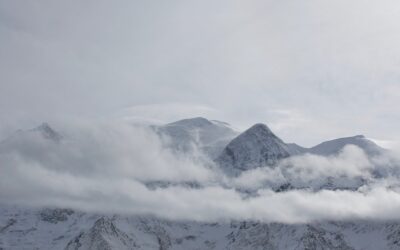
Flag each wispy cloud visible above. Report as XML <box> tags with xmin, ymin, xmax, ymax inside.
<box><xmin>1</xmin><ymin>121</ymin><xmax>400</xmax><ymax>223</ymax></box>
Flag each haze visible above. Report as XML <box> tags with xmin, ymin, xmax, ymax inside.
<box><xmin>1</xmin><ymin>0</ymin><xmax>400</xmax><ymax>147</ymax></box>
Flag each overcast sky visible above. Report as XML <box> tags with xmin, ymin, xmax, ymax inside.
<box><xmin>1</xmin><ymin>0</ymin><xmax>400</xmax><ymax>147</ymax></box>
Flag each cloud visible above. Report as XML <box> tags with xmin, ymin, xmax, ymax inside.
<box><xmin>227</xmin><ymin>145</ymin><xmax>377</xmax><ymax>191</ymax></box>
<box><xmin>282</xmin><ymin>145</ymin><xmax>373</xmax><ymax>181</ymax></box>
<box><xmin>0</xmin><ymin>121</ymin><xmax>215</xmax><ymax>183</ymax></box>
<box><xmin>2</xmin><ymin>0</ymin><xmax>400</xmax><ymax>224</ymax></box>
<box><xmin>1</xmin><ymin>121</ymin><xmax>400</xmax><ymax>223</ymax></box>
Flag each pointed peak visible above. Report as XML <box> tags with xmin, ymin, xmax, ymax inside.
<box><xmin>32</xmin><ymin>122</ymin><xmax>62</xmax><ymax>141</ymax></box>
<box><xmin>33</xmin><ymin>122</ymin><xmax>54</xmax><ymax>133</ymax></box>
<box><xmin>216</xmin><ymin>122</ymin><xmax>289</xmax><ymax>172</ymax></box>
<box><xmin>36</xmin><ymin>122</ymin><xmax>52</xmax><ymax>131</ymax></box>
<box><xmin>246</xmin><ymin>123</ymin><xmax>273</xmax><ymax>134</ymax></box>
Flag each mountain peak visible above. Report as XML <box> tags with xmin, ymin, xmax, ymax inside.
<box><xmin>35</xmin><ymin>122</ymin><xmax>52</xmax><ymax>131</ymax></box>
<box><xmin>167</xmin><ymin>117</ymin><xmax>213</xmax><ymax>127</ymax></box>
<box><xmin>246</xmin><ymin>123</ymin><xmax>273</xmax><ymax>135</ymax></box>
<box><xmin>309</xmin><ymin>134</ymin><xmax>383</xmax><ymax>156</ymax></box>
<box><xmin>216</xmin><ymin>123</ymin><xmax>290</xmax><ymax>173</ymax></box>
<box><xmin>155</xmin><ymin>117</ymin><xmax>238</xmax><ymax>158</ymax></box>
<box><xmin>32</xmin><ymin>122</ymin><xmax>62</xmax><ymax>142</ymax></box>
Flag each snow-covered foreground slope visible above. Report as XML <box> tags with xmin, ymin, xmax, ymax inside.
<box><xmin>1</xmin><ymin>205</ymin><xmax>400</xmax><ymax>250</ymax></box>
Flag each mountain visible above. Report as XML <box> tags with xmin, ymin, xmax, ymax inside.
<box><xmin>216</xmin><ymin>123</ymin><xmax>290</xmax><ymax>173</ymax></box>
<box><xmin>0</xmin><ymin>119</ymin><xmax>395</xmax><ymax>249</ymax></box>
<box><xmin>65</xmin><ymin>217</ymin><xmax>139</xmax><ymax>250</ymax></box>
<box><xmin>0</xmin><ymin>123</ymin><xmax>62</xmax><ymax>155</ymax></box>
<box><xmin>154</xmin><ymin>118</ymin><xmax>383</xmax><ymax>161</ymax></box>
<box><xmin>286</xmin><ymin>135</ymin><xmax>384</xmax><ymax>157</ymax></box>
<box><xmin>214</xmin><ymin>123</ymin><xmax>386</xmax><ymax>191</ymax></box>
<box><xmin>1</xmin><ymin>205</ymin><xmax>400</xmax><ymax>250</ymax></box>
<box><xmin>153</xmin><ymin>117</ymin><xmax>239</xmax><ymax>158</ymax></box>
<box><xmin>308</xmin><ymin>135</ymin><xmax>385</xmax><ymax>156</ymax></box>
<box><xmin>30</xmin><ymin>122</ymin><xmax>63</xmax><ymax>142</ymax></box>
<box><xmin>0</xmin><ymin>122</ymin><xmax>62</xmax><ymax>145</ymax></box>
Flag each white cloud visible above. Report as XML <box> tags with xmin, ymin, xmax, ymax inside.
<box><xmin>2</xmin><ymin>0</ymin><xmax>400</xmax><ymax>222</ymax></box>
<box><xmin>1</xmin><ymin>121</ymin><xmax>400</xmax><ymax>223</ymax></box>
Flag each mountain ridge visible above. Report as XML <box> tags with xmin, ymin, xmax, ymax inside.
<box><xmin>0</xmin><ymin>118</ymin><xmax>397</xmax><ymax>250</ymax></box>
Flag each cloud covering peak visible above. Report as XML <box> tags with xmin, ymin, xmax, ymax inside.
<box><xmin>1</xmin><ymin>120</ymin><xmax>400</xmax><ymax>223</ymax></box>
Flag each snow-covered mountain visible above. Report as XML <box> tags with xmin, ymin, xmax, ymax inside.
<box><xmin>0</xmin><ymin>119</ymin><xmax>397</xmax><ymax>250</ymax></box>
<box><xmin>153</xmin><ymin>117</ymin><xmax>238</xmax><ymax>158</ymax></box>
<box><xmin>308</xmin><ymin>135</ymin><xmax>385</xmax><ymax>156</ymax></box>
<box><xmin>1</xmin><ymin>205</ymin><xmax>400</xmax><ymax>250</ymax></box>
<box><xmin>216</xmin><ymin>123</ymin><xmax>291</xmax><ymax>173</ymax></box>
<box><xmin>214</xmin><ymin>122</ymin><xmax>385</xmax><ymax>175</ymax></box>
<box><xmin>287</xmin><ymin>135</ymin><xmax>384</xmax><ymax>157</ymax></box>
<box><xmin>213</xmin><ymin>123</ymin><xmax>387</xmax><ymax>191</ymax></box>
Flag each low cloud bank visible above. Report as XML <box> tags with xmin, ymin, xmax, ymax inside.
<box><xmin>1</xmin><ymin>121</ymin><xmax>400</xmax><ymax>223</ymax></box>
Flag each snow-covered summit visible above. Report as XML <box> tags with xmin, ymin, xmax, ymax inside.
<box><xmin>154</xmin><ymin>117</ymin><xmax>238</xmax><ymax>158</ymax></box>
<box><xmin>216</xmin><ymin>123</ymin><xmax>290</xmax><ymax>173</ymax></box>
<box><xmin>166</xmin><ymin>117</ymin><xmax>213</xmax><ymax>128</ymax></box>
<box><xmin>309</xmin><ymin>134</ymin><xmax>384</xmax><ymax>156</ymax></box>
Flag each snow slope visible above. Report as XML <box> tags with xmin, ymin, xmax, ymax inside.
<box><xmin>308</xmin><ymin>135</ymin><xmax>385</xmax><ymax>156</ymax></box>
<box><xmin>1</xmin><ymin>205</ymin><xmax>400</xmax><ymax>250</ymax></box>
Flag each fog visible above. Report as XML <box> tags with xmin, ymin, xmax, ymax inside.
<box><xmin>1</xmin><ymin>121</ymin><xmax>400</xmax><ymax>223</ymax></box>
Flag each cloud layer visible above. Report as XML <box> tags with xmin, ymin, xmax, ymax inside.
<box><xmin>1</xmin><ymin>121</ymin><xmax>400</xmax><ymax>223</ymax></box>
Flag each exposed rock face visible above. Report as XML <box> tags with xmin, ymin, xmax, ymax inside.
<box><xmin>2</xmin><ymin>205</ymin><xmax>400</xmax><ymax>249</ymax></box>
<box><xmin>40</xmin><ymin>209</ymin><xmax>74</xmax><ymax>224</ymax></box>
<box><xmin>216</xmin><ymin>123</ymin><xmax>290</xmax><ymax>173</ymax></box>
<box><xmin>295</xmin><ymin>225</ymin><xmax>354</xmax><ymax>250</ymax></box>
<box><xmin>64</xmin><ymin>217</ymin><xmax>138</xmax><ymax>250</ymax></box>
<box><xmin>31</xmin><ymin>123</ymin><xmax>63</xmax><ymax>142</ymax></box>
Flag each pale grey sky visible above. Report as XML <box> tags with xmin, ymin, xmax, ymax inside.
<box><xmin>1</xmin><ymin>0</ymin><xmax>400</xmax><ymax>147</ymax></box>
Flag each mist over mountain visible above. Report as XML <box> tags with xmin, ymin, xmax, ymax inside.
<box><xmin>308</xmin><ymin>135</ymin><xmax>385</xmax><ymax>156</ymax></box>
<box><xmin>153</xmin><ymin>117</ymin><xmax>238</xmax><ymax>159</ymax></box>
<box><xmin>1</xmin><ymin>117</ymin><xmax>400</xmax><ymax>249</ymax></box>
<box><xmin>2</xmin><ymin>0</ymin><xmax>400</xmax><ymax>248</ymax></box>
